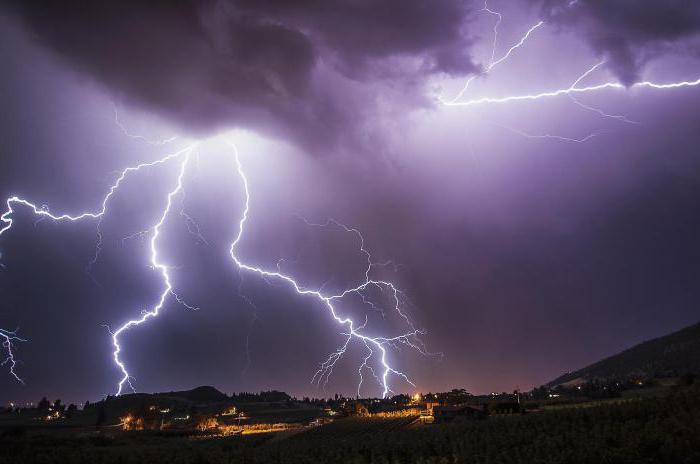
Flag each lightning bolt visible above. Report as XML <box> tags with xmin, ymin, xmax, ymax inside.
<box><xmin>441</xmin><ymin>4</ymin><xmax>699</xmax><ymax>141</ymax></box>
<box><xmin>565</xmin><ymin>61</ymin><xmax>640</xmax><ymax>125</ymax></box>
<box><xmin>0</xmin><ymin>146</ymin><xmax>192</xmax><ymax>236</ymax></box>
<box><xmin>494</xmin><ymin>123</ymin><xmax>605</xmax><ymax>143</ymax></box>
<box><xmin>444</xmin><ymin>75</ymin><xmax>700</xmax><ymax>107</ymax></box>
<box><xmin>0</xmin><ymin>328</ymin><xmax>25</xmax><ymax>384</ymax></box>
<box><xmin>5</xmin><ymin>2</ymin><xmax>694</xmax><ymax>399</ymax></box>
<box><xmin>226</xmin><ymin>142</ymin><xmax>428</xmax><ymax>397</ymax></box>
<box><xmin>0</xmin><ymin>132</ymin><xmax>428</xmax><ymax>397</ymax></box>
<box><xmin>0</xmin><ymin>144</ymin><xmax>195</xmax><ymax>389</ymax></box>
<box><xmin>448</xmin><ymin>6</ymin><xmax>543</xmax><ymax>104</ymax></box>
<box><xmin>113</xmin><ymin>104</ymin><xmax>178</xmax><ymax>146</ymax></box>
<box><xmin>109</xmin><ymin>146</ymin><xmax>195</xmax><ymax>395</ymax></box>
<box><xmin>481</xmin><ymin>0</ymin><xmax>503</xmax><ymax>67</ymax></box>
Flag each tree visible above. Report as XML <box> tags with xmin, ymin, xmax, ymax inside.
<box><xmin>96</xmin><ymin>406</ymin><xmax>106</xmax><ymax>427</ymax></box>
<box><xmin>37</xmin><ymin>397</ymin><xmax>50</xmax><ymax>410</ymax></box>
<box><xmin>531</xmin><ymin>385</ymin><xmax>548</xmax><ymax>400</ymax></box>
<box><xmin>53</xmin><ymin>399</ymin><xmax>65</xmax><ymax>412</ymax></box>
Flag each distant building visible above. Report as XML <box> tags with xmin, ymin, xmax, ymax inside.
<box><xmin>344</xmin><ymin>400</ymin><xmax>369</xmax><ymax>416</ymax></box>
<box><xmin>418</xmin><ymin>401</ymin><xmax>440</xmax><ymax>423</ymax></box>
<box><xmin>432</xmin><ymin>404</ymin><xmax>487</xmax><ymax>423</ymax></box>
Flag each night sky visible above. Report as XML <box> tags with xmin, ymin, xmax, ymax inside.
<box><xmin>1</xmin><ymin>1</ymin><xmax>700</xmax><ymax>406</ymax></box>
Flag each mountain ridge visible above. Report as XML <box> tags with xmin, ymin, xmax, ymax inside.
<box><xmin>548</xmin><ymin>321</ymin><xmax>700</xmax><ymax>386</ymax></box>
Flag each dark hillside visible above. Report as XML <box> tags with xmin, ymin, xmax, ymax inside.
<box><xmin>549</xmin><ymin>321</ymin><xmax>700</xmax><ymax>386</ymax></box>
<box><xmin>156</xmin><ymin>386</ymin><xmax>229</xmax><ymax>403</ymax></box>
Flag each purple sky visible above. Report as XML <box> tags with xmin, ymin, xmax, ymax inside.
<box><xmin>1</xmin><ymin>1</ymin><xmax>700</xmax><ymax>405</ymax></box>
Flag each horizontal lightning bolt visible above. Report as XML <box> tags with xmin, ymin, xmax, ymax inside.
<box><xmin>565</xmin><ymin>61</ymin><xmax>640</xmax><ymax>125</ymax></box>
<box><xmin>444</xmin><ymin>3</ymin><xmax>608</xmax><ymax>143</ymax></box>
<box><xmin>442</xmin><ymin>5</ymin><xmax>698</xmax><ymax>142</ymax></box>
<box><xmin>493</xmin><ymin>122</ymin><xmax>606</xmax><ymax>143</ymax></box>
<box><xmin>1</xmin><ymin>146</ymin><xmax>193</xmax><ymax>236</ymax></box>
<box><xmin>444</xmin><ymin>75</ymin><xmax>700</xmax><ymax>107</ymax></box>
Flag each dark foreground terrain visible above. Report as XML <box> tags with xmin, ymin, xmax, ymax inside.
<box><xmin>2</xmin><ymin>385</ymin><xmax>699</xmax><ymax>464</ymax></box>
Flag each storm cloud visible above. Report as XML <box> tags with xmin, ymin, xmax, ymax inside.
<box><xmin>3</xmin><ymin>0</ymin><xmax>478</xmax><ymax>151</ymax></box>
<box><xmin>538</xmin><ymin>0</ymin><xmax>700</xmax><ymax>85</ymax></box>
<box><xmin>2</xmin><ymin>0</ymin><xmax>700</xmax><ymax>404</ymax></box>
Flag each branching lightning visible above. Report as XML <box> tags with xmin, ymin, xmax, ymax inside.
<box><xmin>0</xmin><ymin>132</ymin><xmax>429</xmax><ymax>397</ymax></box>
<box><xmin>494</xmin><ymin>123</ymin><xmax>605</xmax><ymax>143</ymax></box>
<box><xmin>226</xmin><ymin>142</ymin><xmax>429</xmax><ymax>397</ymax></box>
<box><xmin>0</xmin><ymin>146</ymin><xmax>192</xmax><ymax>237</ymax></box>
<box><xmin>448</xmin><ymin>1</ymin><xmax>543</xmax><ymax>104</ymax></box>
<box><xmin>109</xmin><ymin>147</ymin><xmax>195</xmax><ymax>395</ymax></box>
<box><xmin>0</xmin><ymin>328</ymin><xmax>25</xmax><ymax>384</ymax></box>
<box><xmin>3</xmin><ymin>2</ymin><xmax>699</xmax><ymax>397</ymax></box>
<box><xmin>565</xmin><ymin>61</ymin><xmax>640</xmax><ymax>125</ymax></box>
<box><xmin>440</xmin><ymin>2</ymin><xmax>700</xmax><ymax>142</ymax></box>
<box><xmin>113</xmin><ymin>104</ymin><xmax>178</xmax><ymax>146</ymax></box>
<box><xmin>0</xmin><ymin>144</ymin><xmax>194</xmax><ymax>390</ymax></box>
<box><xmin>442</xmin><ymin>5</ymin><xmax>700</xmax><ymax>108</ymax></box>
<box><xmin>481</xmin><ymin>1</ymin><xmax>502</xmax><ymax>67</ymax></box>
<box><xmin>444</xmin><ymin>75</ymin><xmax>700</xmax><ymax>107</ymax></box>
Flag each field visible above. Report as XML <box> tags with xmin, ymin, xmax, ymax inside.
<box><xmin>1</xmin><ymin>386</ymin><xmax>699</xmax><ymax>464</ymax></box>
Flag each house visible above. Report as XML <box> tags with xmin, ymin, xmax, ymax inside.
<box><xmin>432</xmin><ymin>404</ymin><xmax>487</xmax><ymax>423</ymax></box>
<box><xmin>344</xmin><ymin>400</ymin><xmax>369</xmax><ymax>417</ymax></box>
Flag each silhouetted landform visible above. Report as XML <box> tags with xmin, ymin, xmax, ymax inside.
<box><xmin>102</xmin><ymin>387</ymin><xmax>291</xmax><ymax>406</ymax></box>
<box><xmin>82</xmin><ymin>387</ymin><xmax>301</xmax><ymax>427</ymax></box>
<box><xmin>160</xmin><ymin>386</ymin><xmax>229</xmax><ymax>403</ymax></box>
<box><xmin>2</xmin><ymin>385</ymin><xmax>699</xmax><ymax>463</ymax></box>
<box><xmin>549</xmin><ymin>321</ymin><xmax>700</xmax><ymax>386</ymax></box>
<box><xmin>229</xmin><ymin>391</ymin><xmax>292</xmax><ymax>403</ymax></box>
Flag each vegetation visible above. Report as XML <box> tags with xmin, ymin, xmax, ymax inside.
<box><xmin>1</xmin><ymin>385</ymin><xmax>699</xmax><ymax>463</ymax></box>
<box><xmin>549</xmin><ymin>322</ymin><xmax>700</xmax><ymax>386</ymax></box>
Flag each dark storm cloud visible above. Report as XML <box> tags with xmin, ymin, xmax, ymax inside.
<box><xmin>234</xmin><ymin>0</ymin><xmax>477</xmax><ymax>76</ymax></box>
<box><xmin>3</xmin><ymin>0</ymin><xmax>477</xmax><ymax>151</ymax></box>
<box><xmin>538</xmin><ymin>0</ymin><xmax>700</xmax><ymax>85</ymax></box>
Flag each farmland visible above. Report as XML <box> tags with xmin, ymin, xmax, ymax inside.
<box><xmin>2</xmin><ymin>385</ymin><xmax>699</xmax><ymax>464</ymax></box>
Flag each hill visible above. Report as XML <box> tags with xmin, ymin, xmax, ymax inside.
<box><xmin>156</xmin><ymin>386</ymin><xmax>229</xmax><ymax>403</ymax></box>
<box><xmin>549</xmin><ymin>321</ymin><xmax>700</xmax><ymax>386</ymax></box>
<box><xmin>84</xmin><ymin>386</ymin><xmax>233</xmax><ymax>422</ymax></box>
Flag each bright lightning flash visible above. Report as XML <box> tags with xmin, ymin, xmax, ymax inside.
<box><xmin>0</xmin><ymin>145</ymin><xmax>194</xmax><ymax>387</ymax></box>
<box><xmin>444</xmin><ymin>75</ymin><xmax>700</xmax><ymax>107</ymax></box>
<box><xmin>228</xmin><ymin>156</ymin><xmax>430</xmax><ymax>397</ymax></box>
<box><xmin>0</xmin><ymin>136</ymin><xmax>428</xmax><ymax>398</ymax></box>
<box><xmin>109</xmin><ymin>146</ymin><xmax>195</xmax><ymax>395</ymax></box>
<box><xmin>4</xmin><ymin>3</ymin><xmax>698</xmax><ymax>397</ymax></box>
<box><xmin>442</xmin><ymin>5</ymin><xmax>700</xmax><ymax>110</ymax></box>
<box><xmin>0</xmin><ymin>328</ymin><xmax>25</xmax><ymax>384</ymax></box>
<box><xmin>437</xmin><ymin>2</ymin><xmax>699</xmax><ymax>146</ymax></box>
